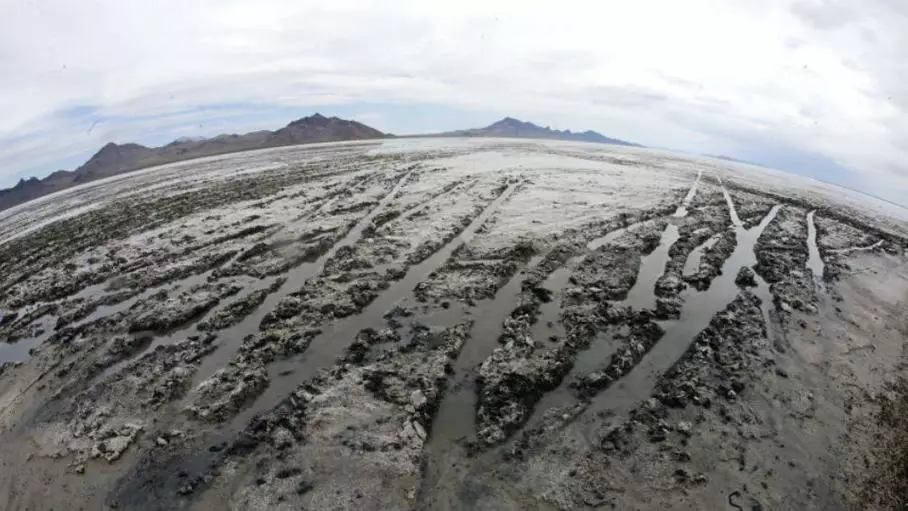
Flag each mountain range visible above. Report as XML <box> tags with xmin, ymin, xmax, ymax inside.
<box><xmin>0</xmin><ymin>114</ymin><xmax>385</xmax><ymax>212</ymax></box>
<box><xmin>0</xmin><ymin>115</ymin><xmax>640</xmax><ymax>212</ymax></box>
<box><xmin>439</xmin><ymin>117</ymin><xmax>641</xmax><ymax>146</ymax></box>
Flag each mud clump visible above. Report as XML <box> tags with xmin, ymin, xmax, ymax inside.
<box><xmin>754</xmin><ymin>206</ymin><xmax>818</xmax><ymax>316</ymax></box>
<box><xmin>654</xmin><ymin>296</ymin><xmax>682</xmax><ymax>320</ymax></box>
<box><xmin>476</xmin><ymin>304</ymin><xmax>573</xmax><ymax>445</ymax></box>
<box><xmin>185</xmin><ymin>362</ymin><xmax>270</xmax><ymax>422</ymax></box>
<box><xmin>685</xmin><ymin>230</ymin><xmax>736</xmax><ymax>291</ymax></box>
<box><xmin>654</xmin><ymin>292</ymin><xmax>766</xmax><ymax>409</ymax></box>
<box><xmin>197</xmin><ymin>277</ymin><xmax>287</xmax><ymax>332</ymax></box>
<box><xmin>416</xmin><ymin>239</ymin><xmax>538</xmax><ymax>305</ymax></box>
<box><xmin>754</xmin><ymin>206</ymin><xmax>809</xmax><ymax>284</ymax></box>
<box><xmin>572</xmin><ymin>315</ymin><xmax>664</xmax><ymax>398</ymax></box>
<box><xmin>735</xmin><ymin>266</ymin><xmax>757</xmax><ymax>288</ymax></box>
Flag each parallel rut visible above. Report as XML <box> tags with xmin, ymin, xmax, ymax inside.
<box><xmin>226</xmin><ymin>182</ymin><xmax>522</xmax><ymax>431</ymax></box>
<box><xmin>190</xmin><ymin>170</ymin><xmax>414</xmax><ymax>386</ymax></box>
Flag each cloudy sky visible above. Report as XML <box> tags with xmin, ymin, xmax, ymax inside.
<box><xmin>2</xmin><ymin>0</ymin><xmax>908</xmax><ymax>203</ymax></box>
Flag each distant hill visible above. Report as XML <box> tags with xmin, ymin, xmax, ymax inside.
<box><xmin>0</xmin><ymin>114</ymin><xmax>385</xmax><ymax>212</ymax></box>
<box><xmin>440</xmin><ymin>117</ymin><xmax>642</xmax><ymax>147</ymax></box>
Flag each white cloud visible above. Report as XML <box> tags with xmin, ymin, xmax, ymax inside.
<box><xmin>2</xmin><ymin>0</ymin><xmax>908</xmax><ymax>202</ymax></box>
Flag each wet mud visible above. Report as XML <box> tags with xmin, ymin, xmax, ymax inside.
<box><xmin>1</xmin><ymin>139</ymin><xmax>907</xmax><ymax>510</ymax></box>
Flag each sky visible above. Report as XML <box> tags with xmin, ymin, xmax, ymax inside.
<box><xmin>2</xmin><ymin>0</ymin><xmax>908</xmax><ymax>204</ymax></box>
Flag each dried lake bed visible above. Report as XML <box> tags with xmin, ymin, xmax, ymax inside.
<box><xmin>1</xmin><ymin>138</ymin><xmax>907</xmax><ymax>510</ymax></box>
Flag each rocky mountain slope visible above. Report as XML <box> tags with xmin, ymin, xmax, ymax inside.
<box><xmin>442</xmin><ymin>116</ymin><xmax>642</xmax><ymax>146</ymax></box>
<box><xmin>0</xmin><ymin>114</ymin><xmax>385</xmax><ymax>212</ymax></box>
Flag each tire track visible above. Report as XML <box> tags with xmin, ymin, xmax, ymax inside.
<box><xmin>189</xmin><ymin>169</ymin><xmax>414</xmax><ymax>387</ymax></box>
<box><xmin>224</xmin><ymin>180</ymin><xmax>523</xmax><ymax>431</ymax></box>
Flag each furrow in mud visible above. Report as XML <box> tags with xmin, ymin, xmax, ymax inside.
<box><xmin>188</xmin><ymin>170</ymin><xmax>414</xmax><ymax>387</ymax></box>
<box><xmin>717</xmin><ymin>175</ymin><xmax>743</xmax><ymax>228</ymax></box>
<box><xmin>529</xmin><ymin>215</ymin><xmax>669</xmax><ymax>344</ymax></box>
<box><xmin>467</xmin><ymin>219</ymin><xmax>670</xmax><ymax>447</ymax></box>
<box><xmin>806</xmin><ymin>210</ymin><xmax>825</xmax><ymax>287</ymax></box>
<box><xmin>754</xmin><ymin>205</ymin><xmax>818</xmax><ymax>321</ymax></box>
<box><xmin>577</xmin><ymin>206</ymin><xmax>778</xmax><ymax>419</ymax></box>
<box><xmin>102</xmin><ymin>181</ymin><xmax>523</xmax><ymax>509</ymax></box>
<box><xmin>419</xmin><ymin>254</ymin><xmax>543</xmax><ymax>505</ymax></box>
<box><xmin>199</xmin><ymin>181</ymin><xmax>522</xmax><ymax>430</ymax></box>
<box><xmin>672</xmin><ymin>169</ymin><xmax>702</xmax><ymax>218</ymax></box>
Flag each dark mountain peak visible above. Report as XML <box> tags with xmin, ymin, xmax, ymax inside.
<box><xmin>489</xmin><ymin>117</ymin><xmax>536</xmax><ymax>130</ymax></box>
<box><xmin>287</xmin><ymin>113</ymin><xmax>332</xmax><ymax>129</ymax></box>
<box><xmin>91</xmin><ymin>142</ymin><xmax>149</xmax><ymax>159</ymax></box>
<box><xmin>272</xmin><ymin>114</ymin><xmax>384</xmax><ymax>146</ymax></box>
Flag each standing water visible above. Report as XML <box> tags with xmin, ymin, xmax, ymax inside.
<box><xmin>582</xmin><ymin>203</ymin><xmax>779</xmax><ymax>425</ymax></box>
<box><xmin>191</xmin><ymin>171</ymin><xmax>413</xmax><ymax>386</ymax></box>
<box><xmin>226</xmin><ymin>182</ymin><xmax>521</xmax><ymax>431</ymax></box>
<box><xmin>806</xmin><ymin>210</ymin><xmax>825</xmax><ymax>286</ymax></box>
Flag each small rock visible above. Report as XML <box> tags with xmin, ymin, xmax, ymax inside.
<box><xmin>156</xmin><ymin>437</ymin><xmax>169</xmax><ymax>447</ymax></box>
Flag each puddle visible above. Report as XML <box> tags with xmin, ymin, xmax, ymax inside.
<box><xmin>225</xmin><ymin>182</ymin><xmax>520</xmax><ymax>431</ymax></box>
<box><xmin>577</xmin><ymin>205</ymin><xmax>780</xmax><ymax>431</ymax></box>
<box><xmin>717</xmin><ymin>176</ymin><xmax>743</xmax><ymax>227</ymax></box>
<box><xmin>587</xmin><ymin>225</ymin><xmax>635</xmax><ymax>251</ymax></box>
<box><xmin>530</xmin><ymin>256</ymin><xmax>582</xmax><ymax>343</ymax></box>
<box><xmin>457</xmin><ymin>254</ymin><xmax>544</xmax><ymax>375</ymax></box>
<box><xmin>806</xmin><ymin>210</ymin><xmax>825</xmax><ymax>285</ymax></box>
<box><xmin>622</xmin><ymin>224</ymin><xmax>679</xmax><ymax>310</ymax></box>
<box><xmin>0</xmin><ymin>316</ymin><xmax>55</xmax><ymax>363</ymax></box>
<box><xmin>69</xmin><ymin>278</ymin><xmax>115</xmax><ymax>302</ymax></box>
<box><xmin>530</xmin><ymin>218</ymin><xmax>662</xmax><ymax>345</ymax></box>
<box><xmin>528</xmin><ymin>328</ymin><xmax>627</xmax><ymax>425</ymax></box>
<box><xmin>420</xmin><ymin>255</ymin><xmax>542</xmax><ymax>505</ymax></box>
<box><xmin>407</xmin><ymin>302</ymin><xmax>473</xmax><ymax>330</ymax></box>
